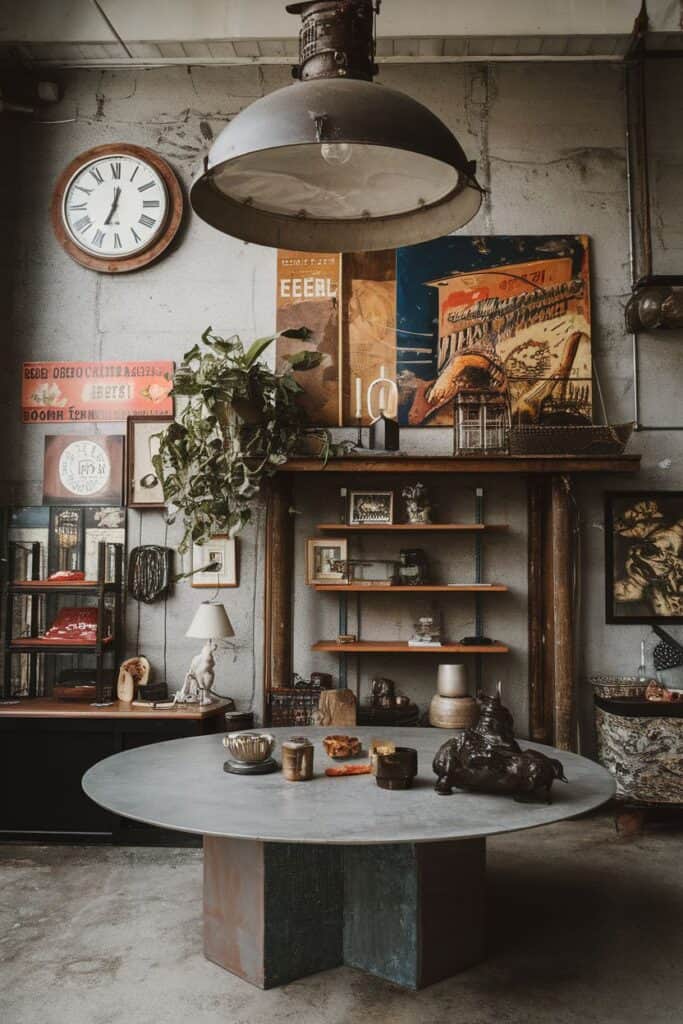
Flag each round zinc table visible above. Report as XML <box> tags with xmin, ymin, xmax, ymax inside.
<box><xmin>83</xmin><ymin>726</ymin><xmax>614</xmax><ymax>990</ymax></box>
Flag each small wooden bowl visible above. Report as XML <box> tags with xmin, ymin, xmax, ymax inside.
<box><xmin>323</xmin><ymin>734</ymin><xmax>362</xmax><ymax>759</ymax></box>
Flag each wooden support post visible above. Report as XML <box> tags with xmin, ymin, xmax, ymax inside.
<box><xmin>263</xmin><ymin>475</ymin><xmax>294</xmax><ymax>712</ymax></box>
<box><xmin>550</xmin><ymin>474</ymin><xmax>575</xmax><ymax>751</ymax></box>
<box><xmin>527</xmin><ymin>476</ymin><xmax>548</xmax><ymax>743</ymax></box>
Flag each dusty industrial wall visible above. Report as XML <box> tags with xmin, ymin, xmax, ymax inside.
<box><xmin>1</xmin><ymin>61</ymin><xmax>681</xmax><ymax>741</ymax></box>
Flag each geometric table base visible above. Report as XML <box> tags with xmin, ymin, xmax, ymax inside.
<box><xmin>204</xmin><ymin>836</ymin><xmax>486</xmax><ymax>990</ymax></box>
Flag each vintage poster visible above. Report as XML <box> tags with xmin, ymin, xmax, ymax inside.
<box><xmin>395</xmin><ymin>235</ymin><xmax>592</xmax><ymax>426</ymax></box>
<box><xmin>343</xmin><ymin>250</ymin><xmax>397</xmax><ymax>425</ymax></box>
<box><xmin>276</xmin><ymin>250</ymin><xmax>341</xmax><ymax>426</ymax></box>
<box><xmin>42</xmin><ymin>435</ymin><xmax>125</xmax><ymax>506</ymax></box>
<box><xmin>22</xmin><ymin>361</ymin><xmax>174</xmax><ymax>423</ymax></box>
<box><xmin>275</xmin><ymin>236</ymin><xmax>592</xmax><ymax>428</ymax></box>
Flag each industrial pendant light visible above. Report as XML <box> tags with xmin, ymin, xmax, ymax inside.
<box><xmin>190</xmin><ymin>0</ymin><xmax>483</xmax><ymax>252</ymax></box>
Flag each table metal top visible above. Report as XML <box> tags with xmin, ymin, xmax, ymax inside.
<box><xmin>82</xmin><ymin>726</ymin><xmax>615</xmax><ymax>845</ymax></box>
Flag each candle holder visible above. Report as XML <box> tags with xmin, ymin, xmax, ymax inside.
<box><xmin>353</xmin><ymin>416</ymin><xmax>364</xmax><ymax>448</ymax></box>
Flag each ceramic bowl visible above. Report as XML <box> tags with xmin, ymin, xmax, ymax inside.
<box><xmin>322</xmin><ymin>734</ymin><xmax>362</xmax><ymax>759</ymax></box>
<box><xmin>223</xmin><ymin>731</ymin><xmax>276</xmax><ymax>764</ymax></box>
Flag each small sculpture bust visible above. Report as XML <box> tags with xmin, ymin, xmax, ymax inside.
<box><xmin>402</xmin><ymin>482</ymin><xmax>432</xmax><ymax>524</ymax></box>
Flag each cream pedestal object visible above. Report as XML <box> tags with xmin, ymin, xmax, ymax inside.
<box><xmin>429</xmin><ymin>694</ymin><xmax>479</xmax><ymax>729</ymax></box>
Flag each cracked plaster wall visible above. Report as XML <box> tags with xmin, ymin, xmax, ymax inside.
<box><xmin>1</xmin><ymin>60</ymin><xmax>681</xmax><ymax>744</ymax></box>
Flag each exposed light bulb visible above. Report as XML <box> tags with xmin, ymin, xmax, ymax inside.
<box><xmin>321</xmin><ymin>142</ymin><xmax>353</xmax><ymax>166</ymax></box>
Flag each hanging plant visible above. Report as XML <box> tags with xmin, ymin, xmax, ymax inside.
<box><xmin>154</xmin><ymin>326</ymin><xmax>347</xmax><ymax>550</ymax></box>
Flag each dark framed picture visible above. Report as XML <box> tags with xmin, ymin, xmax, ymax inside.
<box><xmin>605</xmin><ymin>491</ymin><xmax>683</xmax><ymax>624</ymax></box>
<box><xmin>348</xmin><ymin>490</ymin><xmax>394</xmax><ymax>525</ymax></box>
<box><xmin>127</xmin><ymin>415</ymin><xmax>172</xmax><ymax>509</ymax></box>
<box><xmin>43</xmin><ymin>434</ymin><xmax>124</xmax><ymax>506</ymax></box>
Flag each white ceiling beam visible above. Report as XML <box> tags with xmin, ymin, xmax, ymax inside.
<box><xmin>0</xmin><ymin>0</ymin><xmax>648</xmax><ymax>45</ymax></box>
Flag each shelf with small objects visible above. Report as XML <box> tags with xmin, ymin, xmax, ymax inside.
<box><xmin>303</xmin><ymin>479</ymin><xmax>511</xmax><ymax>724</ymax></box>
<box><xmin>3</xmin><ymin>537</ymin><xmax>124</xmax><ymax>704</ymax></box>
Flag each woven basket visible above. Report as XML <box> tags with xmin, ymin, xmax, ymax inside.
<box><xmin>509</xmin><ymin>421</ymin><xmax>633</xmax><ymax>456</ymax></box>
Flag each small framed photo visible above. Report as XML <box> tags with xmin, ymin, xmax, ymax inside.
<box><xmin>192</xmin><ymin>536</ymin><xmax>238</xmax><ymax>588</ymax></box>
<box><xmin>605</xmin><ymin>491</ymin><xmax>683</xmax><ymax>623</ymax></box>
<box><xmin>348</xmin><ymin>490</ymin><xmax>394</xmax><ymax>525</ymax></box>
<box><xmin>306</xmin><ymin>538</ymin><xmax>348</xmax><ymax>585</ymax></box>
<box><xmin>127</xmin><ymin>415</ymin><xmax>173</xmax><ymax>509</ymax></box>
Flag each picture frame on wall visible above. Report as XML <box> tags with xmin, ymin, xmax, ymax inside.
<box><xmin>605</xmin><ymin>491</ymin><xmax>683</xmax><ymax>624</ymax></box>
<box><xmin>306</xmin><ymin>537</ymin><xmax>348</xmax><ymax>585</ymax></box>
<box><xmin>43</xmin><ymin>434</ymin><xmax>124</xmax><ymax>506</ymax></box>
<box><xmin>191</xmin><ymin>536</ymin><xmax>238</xmax><ymax>588</ymax></box>
<box><xmin>348</xmin><ymin>490</ymin><xmax>394</xmax><ymax>526</ymax></box>
<box><xmin>126</xmin><ymin>415</ymin><xmax>173</xmax><ymax>509</ymax></box>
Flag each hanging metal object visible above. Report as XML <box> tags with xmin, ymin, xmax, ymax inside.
<box><xmin>128</xmin><ymin>545</ymin><xmax>173</xmax><ymax>604</ymax></box>
<box><xmin>190</xmin><ymin>0</ymin><xmax>483</xmax><ymax>252</ymax></box>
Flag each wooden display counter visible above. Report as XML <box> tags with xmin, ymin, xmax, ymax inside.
<box><xmin>0</xmin><ymin>699</ymin><xmax>230</xmax><ymax>845</ymax></box>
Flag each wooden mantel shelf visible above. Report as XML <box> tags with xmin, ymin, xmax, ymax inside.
<box><xmin>316</xmin><ymin>523</ymin><xmax>509</xmax><ymax>533</ymax></box>
<box><xmin>313</xmin><ymin>584</ymin><xmax>508</xmax><ymax>593</ymax></box>
<box><xmin>283</xmin><ymin>455</ymin><xmax>640</xmax><ymax>474</ymax></box>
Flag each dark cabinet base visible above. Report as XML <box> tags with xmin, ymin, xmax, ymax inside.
<box><xmin>0</xmin><ymin>710</ymin><xmax>224</xmax><ymax>846</ymax></box>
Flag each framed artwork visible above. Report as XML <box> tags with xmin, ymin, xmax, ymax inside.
<box><xmin>348</xmin><ymin>490</ymin><xmax>394</xmax><ymax>525</ymax></box>
<box><xmin>276</xmin><ymin>236</ymin><xmax>592</xmax><ymax>428</ymax></box>
<box><xmin>605</xmin><ymin>492</ymin><xmax>683</xmax><ymax>624</ymax></box>
<box><xmin>84</xmin><ymin>507</ymin><xmax>126</xmax><ymax>581</ymax></box>
<box><xmin>48</xmin><ymin>507</ymin><xmax>85</xmax><ymax>574</ymax></box>
<box><xmin>127</xmin><ymin>415</ymin><xmax>172</xmax><ymax>508</ymax></box>
<box><xmin>43</xmin><ymin>434</ymin><xmax>124</xmax><ymax>505</ymax></box>
<box><xmin>306</xmin><ymin>538</ymin><xmax>348</xmax><ymax>585</ymax></box>
<box><xmin>191</xmin><ymin>536</ymin><xmax>238</xmax><ymax>588</ymax></box>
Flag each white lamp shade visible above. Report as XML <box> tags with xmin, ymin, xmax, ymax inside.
<box><xmin>186</xmin><ymin>602</ymin><xmax>235</xmax><ymax>640</ymax></box>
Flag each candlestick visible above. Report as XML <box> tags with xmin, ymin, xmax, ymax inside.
<box><xmin>354</xmin><ymin>376</ymin><xmax>362</xmax><ymax>420</ymax></box>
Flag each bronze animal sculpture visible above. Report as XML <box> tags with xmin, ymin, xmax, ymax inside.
<box><xmin>432</xmin><ymin>687</ymin><xmax>567</xmax><ymax>803</ymax></box>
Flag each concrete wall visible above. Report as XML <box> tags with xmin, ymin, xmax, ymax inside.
<box><xmin>2</xmin><ymin>60</ymin><xmax>681</xmax><ymax>741</ymax></box>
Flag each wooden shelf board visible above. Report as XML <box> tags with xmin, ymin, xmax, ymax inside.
<box><xmin>313</xmin><ymin>584</ymin><xmax>508</xmax><ymax>592</ymax></box>
<box><xmin>315</xmin><ymin>523</ymin><xmax>509</xmax><ymax>532</ymax></box>
<box><xmin>311</xmin><ymin>640</ymin><xmax>509</xmax><ymax>654</ymax></box>
<box><xmin>9</xmin><ymin>637</ymin><xmax>113</xmax><ymax>653</ymax></box>
<box><xmin>0</xmin><ymin>698</ymin><xmax>231</xmax><ymax>720</ymax></box>
<box><xmin>283</xmin><ymin>455</ymin><xmax>640</xmax><ymax>475</ymax></box>
<box><xmin>9</xmin><ymin>581</ymin><xmax>117</xmax><ymax>593</ymax></box>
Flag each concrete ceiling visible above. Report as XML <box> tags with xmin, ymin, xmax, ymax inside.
<box><xmin>0</xmin><ymin>0</ymin><xmax>680</xmax><ymax>68</ymax></box>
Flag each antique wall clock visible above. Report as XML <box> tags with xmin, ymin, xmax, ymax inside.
<box><xmin>51</xmin><ymin>143</ymin><xmax>184</xmax><ymax>273</ymax></box>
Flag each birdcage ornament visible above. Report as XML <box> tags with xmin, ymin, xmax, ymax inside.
<box><xmin>452</xmin><ymin>389</ymin><xmax>510</xmax><ymax>456</ymax></box>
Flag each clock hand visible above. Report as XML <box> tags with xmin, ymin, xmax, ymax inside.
<box><xmin>104</xmin><ymin>186</ymin><xmax>121</xmax><ymax>226</ymax></box>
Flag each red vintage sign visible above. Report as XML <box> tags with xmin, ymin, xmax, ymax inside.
<box><xmin>22</xmin><ymin>361</ymin><xmax>174</xmax><ymax>423</ymax></box>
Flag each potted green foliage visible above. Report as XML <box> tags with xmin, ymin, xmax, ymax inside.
<box><xmin>155</xmin><ymin>326</ymin><xmax>344</xmax><ymax>550</ymax></box>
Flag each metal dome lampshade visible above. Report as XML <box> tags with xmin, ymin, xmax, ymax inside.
<box><xmin>190</xmin><ymin>1</ymin><xmax>483</xmax><ymax>252</ymax></box>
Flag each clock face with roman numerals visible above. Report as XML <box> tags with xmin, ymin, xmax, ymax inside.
<box><xmin>62</xmin><ymin>153</ymin><xmax>168</xmax><ymax>257</ymax></box>
<box><xmin>52</xmin><ymin>144</ymin><xmax>183</xmax><ymax>273</ymax></box>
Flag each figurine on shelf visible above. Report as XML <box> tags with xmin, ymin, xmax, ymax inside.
<box><xmin>402</xmin><ymin>482</ymin><xmax>432</xmax><ymax>524</ymax></box>
<box><xmin>408</xmin><ymin>615</ymin><xmax>442</xmax><ymax>647</ymax></box>
<box><xmin>371</xmin><ymin>677</ymin><xmax>395</xmax><ymax>709</ymax></box>
<box><xmin>393</xmin><ymin>549</ymin><xmax>429</xmax><ymax>586</ymax></box>
<box><xmin>432</xmin><ymin>684</ymin><xmax>567</xmax><ymax>803</ymax></box>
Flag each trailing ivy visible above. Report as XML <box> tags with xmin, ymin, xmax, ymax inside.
<box><xmin>153</xmin><ymin>327</ymin><xmax>349</xmax><ymax>550</ymax></box>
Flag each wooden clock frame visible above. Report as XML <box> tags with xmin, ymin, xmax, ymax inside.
<box><xmin>50</xmin><ymin>142</ymin><xmax>184</xmax><ymax>273</ymax></box>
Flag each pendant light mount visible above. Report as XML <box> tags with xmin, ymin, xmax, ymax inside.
<box><xmin>288</xmin><ymin>0</ymin><xmax>378</xmax><ymax>82</ymax></box>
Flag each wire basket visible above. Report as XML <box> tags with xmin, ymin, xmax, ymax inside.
<box><xmin>509</xmin><ymin>421</ymin><xmax>633</xmax><ymax>456</ymax></box>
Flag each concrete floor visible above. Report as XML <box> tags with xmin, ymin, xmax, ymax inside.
<box><xmin>0</xmin><ymin>810</ymin><xmax>681</xmax><ymax>1024</ymax></box>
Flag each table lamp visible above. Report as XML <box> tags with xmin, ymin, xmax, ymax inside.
<box><xmin>177</xmin><ymin>602</ymin><xmax>234</xmax><ymax>706</ymax></box>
